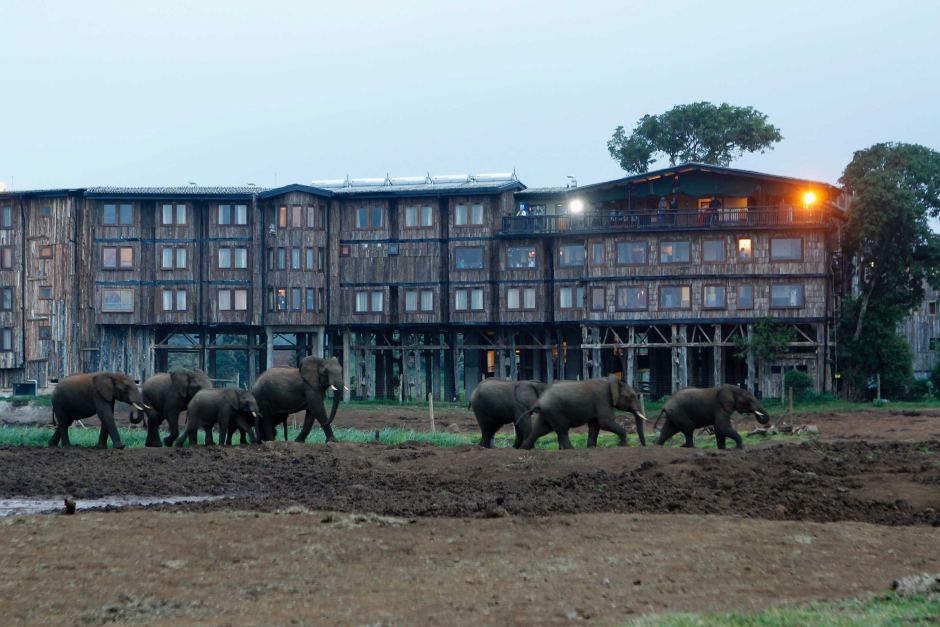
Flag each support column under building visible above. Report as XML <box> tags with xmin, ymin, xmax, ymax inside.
<box><xmin>712</xmin><ymin>324</ymin><xmax>723</xmax><ymax>387</ymax></box>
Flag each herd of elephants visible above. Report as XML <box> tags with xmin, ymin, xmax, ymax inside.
<box><xmin>46</xmin><ymin>355</ymin><xmax>771</xmax><ymax>451</ymax></box>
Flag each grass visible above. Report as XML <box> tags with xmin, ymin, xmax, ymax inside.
<box><xmin>0</xmin><ymin>423</ymin><xmax>805</xmax><ymax>450</ymax></box>
<box><xmin>632</xmin><ymin>594</ymin><xmax>940</xmax><ymax>626</ymax></box>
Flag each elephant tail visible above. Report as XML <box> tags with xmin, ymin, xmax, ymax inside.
<box><xmin>515</xmin><ymin>402</ymin><xmax>540</xmax><ymax>423</ymax></box>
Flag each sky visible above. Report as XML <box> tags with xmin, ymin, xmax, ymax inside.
<box><xmin>1</xmin><ymin>0</ymin><xmax>938</xmax><ymax>191</ymax></box>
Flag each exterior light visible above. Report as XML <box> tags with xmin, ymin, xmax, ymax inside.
<box><xmin>802</xmin><ymin>191</ymin><xmax>817</xmax><ymax>206</ymax></box>
<box><xmin>569</xmin><ymin>199</ymin><xmax>585</xmax><ymax>214</ymax></box>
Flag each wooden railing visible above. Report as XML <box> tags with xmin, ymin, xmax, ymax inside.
<box><xmin>500</xmin><ymin>207</ymin><xmax>826</xmax><ymax>236</ymax></box>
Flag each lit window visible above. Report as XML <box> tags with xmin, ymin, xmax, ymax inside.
<box><xmin>507</xmin><ymin>247</ymin><xmax>537</xmax><ymax>269</ymax></box>
<box><xmin>660</xmin><ymin>286</ymin><xmax>691</xmax><ymax>309</ymax></box>
<box><xmin>704</xmin><ymin>285</ymin><xmax>726</xmax><ymax>308</ymax></box>
<box><xmin>660</xmin><ymin>241</ymin><xmax>690</xmax><ymax>263</ymax></box>
<box><xmin>278</xmin><ymin>206</ymin><xmax>288</xmax><ymax>228</ymax></box>
<box><xmin>738</xmin><ymin>238</ymin><xmax>753</xmax><ymax>262</ymax></box>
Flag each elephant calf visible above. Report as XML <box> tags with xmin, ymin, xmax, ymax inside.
<box><xmin>470</xmin><ymin>378</ymin><xmax>547</xmax><ymax>448</ymax></box>
<box><xmin>141</xmin><ymin>368</ymin><xmax>212</xmax><ymax>447</ymax></box>
<box><xmin>521</xmin><ymin>376</ymin><xmax>647</xmax><ymax>450</ymax></box>
<box><xmin>657</xmin><ymin>384</ymin><xmax>769</xmax><ymax>449</ymax></box>
<box><xmin>174</xmin><ymin>388</ymin><xmax>261</xmax><ymax>447</ymax></box>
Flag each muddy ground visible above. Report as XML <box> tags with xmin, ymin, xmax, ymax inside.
<box><xmin>1</xmin><ymin>409</ymin><xmax>939</xmax><ymax>624</ymax></box>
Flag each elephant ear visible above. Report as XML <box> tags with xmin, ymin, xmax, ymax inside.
<box><xmin>299</xmin><ymin>358</ymin><xmax>324</xmax><ymax>391</ymax></box>
<box><xmin>718</xmin><ymin>386</ymin><xmax>737</xmax><ymax>412</ymax></box>
<box><xmin>92</xmin><ymin>373</ymin><xmax>115</xmax><ymax>404</ymax></box>
<box><xmin>607</xmin><ymin>375</ymin><xmax>620</xmax><ymax>406</ymax></box>
<box><xmin>170</xmin><ymin>370</ymin><xmax>190</xmax><ymax>398</ymax></box>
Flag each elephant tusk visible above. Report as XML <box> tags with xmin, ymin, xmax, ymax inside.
<box><xmin>133</xmin><ymin>403</ymin><xmax>145</xmax><ymax>411</ymax></box>
<box><xmin>636</xmin><ymin>412</ymin><xmax>648</xmax><ymax>422</ymax></box>
<box><xmin>330</xmin><ymin>384</ymin><xmax>338</xmax><ymax>391</ymax></box>
<box><xmin>252</xmin><ymin>411</ymin><xmax>261</xmax><ymax>419</ymax></box>
<box><xmin>755</xmin><ymin>411</ymin><xmax>765</xmax><ymax>417</ymax></box>
<box><xmin>343</xmin><ymin>386</ymin><xmax>350</xmax><ymax>391</ymax></box>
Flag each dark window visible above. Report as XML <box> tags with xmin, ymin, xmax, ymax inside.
<box><xmin>559</xmin><ymin>286</ymin><xmax>585</xmax><ymax>309</ymax></box>
<box><xmin>0</xmin><ymin>287</ymin><xmax>12</xmax><ymax>310</ymax></box>
<box><xmin>703</xmin><ymin>285</ymin><xmax>726</xmax><ymax>308</ymax></box>
<box><xmin>929</xmin><ymin>301</ymin><xmax>938</xmax><ymax>316</ymax></box>
<box><xmin>0</xmin><ymin>246</ymin><xmax>11</xmax><ymax>268</ymax></box>
<box><xmin>591</xmin><ymin>242</ymin><xmax>605</xmax><ymax>265</ymax></box>
<box><xmin>318</xmin><ymin>247</ymin><xmax>325</xmax><ymax>270</ymax></box>
<box><xmin>101</xmin><ymin>288</ymin><xmax>134</xmax><ymax>312</ymax></box>
<box><xmin>0</xmin><ymin>206</ymin><xmax>11</xmax><ymax>229</ymax></box>
<box><xmin>102</xmin><ymin>246</ymin><xmax>133</xmax><ymax>269</ymax></box>
<box><xmin>291</xmin><ymin>205</ymin><xmax>302</xmax><ymax>227</ymax></box>
<box><xmin>660</xmin><ymin>286</ymin><xmax>691</xmax><ymax>309</ymax></box>
<box><xmin>455</xmin><ymin>247</ymin><xmax>484</xmax><ymax>270</ymax></box>
<box><xmin>40</xmin><ymin>206</ymin><xmax>51</xmax><ymax>216</ymax></box>
<box><xmin>39</xmin><ymin>325</ymin><xmax>51</xmax><ymax>340</ymax></box>
<box><xmin>0</xmin><ymin>328</ymin><xmax>11</xmax><ymax>351</ymax></box>
<box><xmin>102</xmin><ymin>203</ymin><xmax>132</xmax><ymax>225</ymax></box>
<box><xmin>559</xmin><ymin>244</ymin><xmax>585</xmax><ymax>267</ymax></box>
<box><xmin>930</xmin><ymin>337</ymin><xmax>938</xmax><ymax>351</ymax></box>
<box><xmin>771</xmin><ymin>237</ymin><xmax>803</xmax><ymax>261</ymax></box>
<box><xmin>454</xmin><ymin>288</ymin><xmax>484</xmax><ymax>311</ymax></box>
<box><xmin>507</xmin><ymin>246</ymin><xmax>536</xmax><ymax>269</ymax></box>
<box><xmin>291</xmin><ymin>248</ymin><xmax>301</xmax><ymax>270</ymax></box>
<box><xmin>616</xmin><ymin>242</ymin><xmax>646</xmax><ymax>265</ymax></box>
<box><xmin>771</xmin><ymin>284</ymin><xmax>804</xmax><ymax>308</ymax></box>
<box><xmin>39</xmin><ymin>286</ymin><xmax>52</xmax><ymax>300</ymax></box>
<box><xmin>218</xmin><ymin>204</ymin><xmax>248</xmax><ymax>226</ymax></box>
<box><xmin>737</xmin><ymin>285</ymin><xmax>754</xmax><ymax>309</ymax></box>
<box><xmin>306</xmin><ymin>248</ymin><xmax>314</xmax><ymax>271</ymax></box>
<box><xmin>39</xmin><ymin>246</ymin><xmax>53</xmax><ymax>259</ymax></box>
<box><xmin>161</xmin><ymin>289</ymin><xmax>187</xmax><ymax>311</ymax></box>
<box><xmin>218</xmin><ymin>288</ymin><xmax>249</xmax><ymax>311</ymax></box>
<box><xmin>356</xmin><ymin>207</ymin><xmax>383</xmax><ymax>229</ymax></box>
<box><xmin>405</xmin><ymin>290</ymin><xmax>418</xmax><ymax>312</ymax></box>
<box><xmin>277</xmin><ymin>248</ymin><xmax>286</xmax><ymax>270</ymax></box>
<box><xmin>306</xmin><ymin>288</ymin><xmax>315</xmax><ymax>311</ymax></box>
<box><xmin>616</xmin><ymin>286</ymin><xmax>647</xmax><ymax>310</ymax></box>
<box><xmin>420</xmin><ymin>289</ymin><xmax>434</xmax><ymax>311</ymax></box>
<box><xmin>702</xmin><ymin>240</ymin><xmax>725</xmax><ymax>262</ymax></box>
<box><xmin>291</xmin><ymin>287</ymin><xmax>302</xmax><ymax>311</ymax></box>
<box><xmin>590</xmin><ymin>287</ymin><xmax>605</xmax><ymax>311</ymax></box>
<box><xmin>660</xmin><ymin>241</ymin><xmax>690</xmax><ymax>263</ymax></box>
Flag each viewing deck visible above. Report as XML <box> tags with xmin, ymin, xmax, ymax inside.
<box><xmin>499</xmin><ymin>207</ymin><xmax>829</xmax><ymax>237</ymax></box>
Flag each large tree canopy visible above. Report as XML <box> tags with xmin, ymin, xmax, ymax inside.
<box><xmin>607</xmin><ymin>102</ymin><xmax>783</xmax><ymax>174</ymax></box>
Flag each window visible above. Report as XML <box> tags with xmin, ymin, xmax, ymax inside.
<box><xmin>0</xmin><ymin>287</ymin><xmax>12</xmax><ymax>310</ymax></box>
<box><xmin>591</xmin><ymin>287</ymin><xmax>605</xmax><ymax>311</ymax></box>
<box><xmin>354</xmin><ymin>290</ymin><xmax>383</xmax><ymax>313</ymax></box>
<box><xmin>559</xmin><ymin>244</ymin><xmax>586</xmax><ymax>267</ymax></box>
<box><xmin>277</xmin><ymin>248</ymin><xmax>287</xmax><ymax>271</ymax></box>
<box><xmin>617</xmin><ymin>242</ymin><xmax>646</xmax><ymax>265</ymax></box>
<box><xmin>507</xmin><ymin>246</ymin><xmax>537</xmax><ymax>269</ymax></box>
<box><xmin>217</xmin><ymin>247</ymin><xmax>247</xmax><ymax>269</ymax></box>
<box><xmin>737</xmin><ymin>285</ymin><xmax>754</xmax><ymax>309</ymax></box>
<box><xmin>101</xmin><ymin>289</ymin><xmax>134</xmax><ymax>312</ymax></box>
<box><xmin>405</xmin><ymin>290</ymin><xmax>418</xmax><ymax>312</ymax></box>
<box><xmin>291</xmin><ymin>247</ymin><xmax>301</xmax><ymax>270</ymax></box>
<box><xmin>455</xmin><ymin>203</ymin><xmax>468</xmax><ymax>225</ymax></box>
<box><xmin>507</xmin><ymin>288</ymin><xmax>520</xmax><ymax>310</ymax></box>
<box><xmin>278</xmin><ymin>206</ymin><xmax>288</xmax><ymax>228</ymax></box>
<box><xmin>318</xmin><ymin>247</ymin><xmax>325</xmax><ymax>271</ymax></box>
<box><xmin>591</xmin><ymin>242</ymin><xmax>605</xmax><ymax>265</ymax></box>
<box><xmin>404</xmin><ymin>206</ymin><xmax>433</xmax><ymax>228</ymax></box>
<box><xmin>703</xmin><ymin>240</ymin><xmax>725</xmax><ymax>262</ymax></box>
<box><xmin>660</xmin><ymin>286</ymin><xmax>691</xmax><ymax>309</ymax></box>
<box><xmin>306</xmin><ymin>288</ymin><xmax>315</xmax><ymax>311</ymax></box>
<box><xmin>291</xmin><ymin>205</ymin><xmax>303</xmax><ymax>228</ymax></box>
<box><xmin>507</xmin><ymin>288</ymin><xmax>536</xmax><ymax>310</ymax></box>
<box><xmin>340</xmin><ymin>245</ymin><xmax>350</xmax><ymax>257</ymax></box>
<box><xmin>305</xmin><ymin>206</ymin><xmax>316</xmax><ymax>228</ymax></box>
<box><xmin>616</xmin><ymin>286</ymin><xmax>648</xmax><ymax>311</ymax></box>
<box><xmin>420</xmin><ymin>289</ymin><xmax>433</xmax><ymax>311</ymax></box>
<box><xmin>39</xmin><ymin>286</ymin><xmax>52</xmax><ymax>300</ymax></box>
<box><xmin>218</xmin><ymin>204</ymin><xmax>248</xmax><ymax>225</ymax></box>
<box><xmin>0</xmin><ymin>206</ymin><xmax>11</xmax><ymax>229</ymax></box>
<box><xmin>162</xmin><ymin>289</ymin><xmax>187</xmax><ymax>311</ymax></box>
<box><xmin>39</xmin><ymin>246</ymin><xmax>53</xmax><ymax>259</ymax></box>
<box><xmin>0</xmin><ymin>328</ymin><xmax>11</xmax><ymax>351</ymax></box>
<box><xmin>39</xmin><ymin>325</ymin><xmax>51</xmax><ymax>340</ymax></box>
<box><xmin>455</xmin><ymin>288</ymin><xmax>484</xmax><ymax>311</ymax></box>
<box><xmin>660</xmin><ymin>241</ymin><xmax>690</xmax><ymax>263</ymax></box>
<box><xmin>161</xmin><ymin>247</ymin><xmax>187</xmax><ymax>269</ymax></box>
<box><xmin>102</xmin><ymin>203</ymin><xmax>133</xmax><ymax>226</ymax></box>
<box><xmin>455</xmin><ymin>203</ymin><xmax>483</xmax><ymax>226</ymax></box>
<box><xmin>218</xmin><ymin>288</ymin><xmax>249</xmax><ymax>311</ymax></box>
<box><xmin>371</xmin><ymin>290</ymin><xmax>383</xmax><ymax>312</ymax></box>
<box><xmin>291</xmin><ymin>287</ymin><xmax>302</xmax><ymax>311</ymax></box>
<box><xmin>771</xmin><ymin>284</ymin><xmax>804</xmax><ymax>308</ymax></box>
<box><xmin>559</xmin><ymin>286</ymin><xmax>585</xmax><ymax>309</ymax></box>
<box><xmin>737</xmin><ymin>238</ymin><xmax>753</xmax><ymax>262</ymax></box>
<box><xmin>929</xmin><ymin>301</ymin><xmax>938</xmax><ymax>316</ymax></box>
<box><xmin>703</xmin><ymin>285</ymin><xmax>726</xmax><ymax>308</ymax></box>
<box><xmin>102</xmin><ymin>246</ymin><xmax>134</xmax><ymax>269</ymax></box>
<box><xmin>275</xmin><ymin>288</ymin><xmax>288</xmax><ymax>312</ymax></box>
<box><xmin>0</xmin><ymin>246</ymin><xmax>11</xmax><ymax>268</ymax></box>
<box><xmin>356</xmin><ymin>207</ymin><xmax>383</xmax><ymax>229</ymax></box>
<box><xmin>471</xmin><ymin>203</ymin><xmax>484</xmax><ymax>225</ymax></box>
<box><xmin>771</xmin><ymin>237</ymin><xmax>803</xmax><ymax>261</ymax></box>
<box><xmin>161</xmin><ymin>204</ymin><xmax>187</xmax><ymax>226</ymax></box>
<box><xmin>455</xmin><ymin>247</ymin><xmax>484</xmax><ymax>270</ymax></box>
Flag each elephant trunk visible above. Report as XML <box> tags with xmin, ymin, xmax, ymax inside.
<box><xmin>129</xmin><ymin>408</ymin><xmax>145</xmax><ymax>425</ymax></box>
<box><xmin>634</xmin><ymin>414</ymin><xmax>646</xmax><ymax>446</ymax></box>
<box><xmin>324</xmin><ymin>390</ymin><xmax>341</xmax><ymax>427</ymax></box>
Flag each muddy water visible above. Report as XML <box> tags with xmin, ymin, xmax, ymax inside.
<box><xmin>0</xmin><ymin>495</ymin><xmax>227</xmax><ymax>517</ymax></box>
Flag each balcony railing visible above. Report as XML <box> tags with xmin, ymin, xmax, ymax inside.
<box><xmin>500</xmin><ymin>207</ymin><xmax>827</xmax><ymax>236</ymax></box>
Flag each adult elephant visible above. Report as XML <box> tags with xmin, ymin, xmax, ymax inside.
<box><xmin>174</xmin><ymin>388</ymin><xmax>261</xmax><ymax>447</ymax></box>
<box><xmin>251</xmin><ymin>356</ymin><xmax>345</xmax><ymax>443</ymax></box>
<box><xmin>48</xmin><ymin>372</ymin><xmax>149</xmax><ymax>449</ymax></box>
<box><xmin>520</xmin><ymin>375</ymin><xmax>647</xmax><ymax>450</ymax></box>
<box><xmin>469</xmin><ymin>378</ymin><xmax>547</xmax><ymax>448</ymax></box>
<box><xmin>656</xmin><ymin>384</ymin><xmax>769</xmax><ymax>449</ymax></box>
<box><xmin>141</xmin><ymin>368</ymin><xmax>212</xmax><ymax>447</ymax></box>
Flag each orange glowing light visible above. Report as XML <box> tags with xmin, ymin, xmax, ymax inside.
<box><xmin>803</xmin><ymin>191</ymin><xmax>817</xmax><ymax>206</ymax></box>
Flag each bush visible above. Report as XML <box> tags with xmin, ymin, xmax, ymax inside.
<box><xmin>784</xmin><ymin>369</ymin><xmax>814</xmax><ymax>401</ymax></box>
<box><xmin>931</xmin><ymin>361</ymin><xmax>940</xmax><ymax>399</ymax></box>
<box><xmin>908</xmin><ymin>378</ymin><xmax>934</xmax><ymax>401</ymax></box>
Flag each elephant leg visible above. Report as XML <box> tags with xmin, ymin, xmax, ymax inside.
<box><xmin>96</xmin><ymin>426</ymin><xmax>109</xmax><ymax>449</ymax></box>
<box><xmin>716</xmin><ymin>432</ymin><xmax>727</xmax><ymax>449</ymax></box>
<box><xmin>204</xmin><ymin>426</ymin><xmax>215</xmax><ymax>446</ymax></box>
<box><xmin>681</xmin><ymin>428</ymin><xmax>695</xmax><ymax>448</ymax></box>
<box><xmin>715</xmin><ymin>416</ymin><xmax>742</xmax><ymax>449</ymax></box>
<box><xmin>163</xmin><ymin>410</ymin><xmax>182</xmax><ymax>447</ymax></box>
<box><xmin>48</xmin><ymin>409</ymin><xmax>66</xmax><ymax>447</ymax></box>
<box><xmin>587</xmin><ymin>422</ymin><xmax>600</xmax><ymax>448</ymax></box>
<box><xmin>597</xmin><ymin>415</ymin><xmax>628</xmax><ymax>446</ymax></box>
<box><xmin>217</xmin><ymin>416</ymin><xmax>230</xmax><ymax>447</ymax></box>
<box><xmin>94</xmin><ymin>401</ymin><xmax>124</xmax><ymax>449</ymax></box>
<box><xmin>146</xmin><ymin>414</ymin><xmax>164</xmax><ymax>447</ymax></box>
<box><xmin>48</xmin><ymin>426</ymin><xmax>61</xmax><ymax>447</ymax></box>
<box><xmin>656</xmin><ymin>420</ymin><xmax>677</xmax><ymax>446</ymax></box>
<box><xmin>521</xmin><ymin>416</ymin><xmax>553</xmax><ymax>449</ymax></box>
<box><xmin>556</xmin><ymin>428</ymin><xmax>574</xmax><ymax>450</ymax></box>
<box><xmin>295</xmin><ymin>410</ymin><xmax>316</xmax><ymax>443</ymax></box>
<box><xmin>175</xmin><ymin>426</ymin><xmax>196</xmax><ymax>447</ymax></box>
<box><xmin>479</xmin><ymin>422</ymin><xmax>497</xmax><ymax>448</ymax></box>
<box><xmin>320</xmin><ymin>422</ymin><xmax>337</xmax><ymax>443</ymax></box>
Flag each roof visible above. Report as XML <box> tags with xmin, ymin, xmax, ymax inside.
<box><xmin>515</xmin><ymin>186</ymin><xmax>572</xmax><ymax>199</ymax></box>
<box><xmin>84</xmin><ymin>186</ymin><xmax>263</xmax><ymax>198</ymax></box>
<box><xmin>330</xmin><ymin>180</ymin><xmax>523</xmax><ymax>197</ymax></box>
<box><xmin>257</xmin><ymin>184</ymin><xmax>332</xmax><ymax>199</ymax></box>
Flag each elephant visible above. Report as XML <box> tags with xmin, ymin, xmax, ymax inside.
<box><xmin>469</xmin><ymin>378</ymin><xmax>547</xmax><ymax>448</ymax></box>
<box><xmin>48</xmin><ymin>372</ymin><xmax>149</xmax><ymax>449</ymax></box>
<box><xmin>251</xmin><ymin>355</ymin><xmax>345</xmax><ymax>443</ymax></box>
<box><xmin>656</xmin><ymin>384</ymin><xmax>769</xmax><ymax>449</ymax></box>
<box><xmin>520</xmin><ymin>375</ymin><xmax>647</xmax><ymax>450</ymax></box>
<box><xmin>141</xmin><ymin>368</ymin><xmax>212</xmax><ymax>447</ymax></box>
<box><xmin>174</xmin><ymin>388</ymin><xmax>261</xmax><ymax>447</ymax></box>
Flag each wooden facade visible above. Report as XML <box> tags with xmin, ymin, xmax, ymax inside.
<box><xmin>0</xmin><ymin>164</ymin><xmax>845</xmax><ymax>400</ymax></box>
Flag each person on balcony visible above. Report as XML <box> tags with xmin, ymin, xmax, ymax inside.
<box><xmin>657</xmin><ymin>196</ymin><xmax>668</xmax><ymax>224</ymax></box>
<box><xmin>779</xmin><ymin>198</ymin><xmax>794</xmax><ymax>223</ymax></box>
<box><xmin>706</xmin><ymin>196</ymin><xmax>721</xmax><ymax>226</ymax></box>
<box><xmin>668</xmin><ymin>195</ymin><xmax>679</xmax><ymax>225</ymax></box>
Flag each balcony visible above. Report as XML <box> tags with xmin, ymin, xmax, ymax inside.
<box><xmin>499</xmin><ymin>207</ymin><xmax>828</xmax><ymax>237</ymax></box>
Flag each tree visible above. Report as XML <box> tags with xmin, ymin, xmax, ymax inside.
<box><xmin>840</xmin><ymin>142</ymin><xmax>940</xmax><ymax>344</ymax></box>
<box><xmin>733</xmin><ymin>318</ymin><xmax>794</xmax><ymax>394</ymax></box>
<box><xmin>607</xmin><ymin>102</ymin><xmax>783</xmax><ymax>174</ymax></box>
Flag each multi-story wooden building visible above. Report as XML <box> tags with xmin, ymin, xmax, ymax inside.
<box><xmin>0</xmin><ymin>164</ymin><xmax>843</xmax><ymax>400</ymax></box>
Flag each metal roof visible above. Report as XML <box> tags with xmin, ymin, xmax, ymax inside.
<box><xmin>85</xmin><ymin>186</ymin><xmax>263</xmax><ymax>198</ymax></box>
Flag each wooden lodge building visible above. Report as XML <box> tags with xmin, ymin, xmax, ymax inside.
<box><xmin>0</xmin><ymin>163</ymin><xmax>844</xmax><ymax>401</ymax></box>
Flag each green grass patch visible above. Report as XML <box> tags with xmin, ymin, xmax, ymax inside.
<box><xmin>0</xmin><ymin>424</ymin><xmax>804</xmax><ymax>450</ymax></box>
<box><xmin>632</xmin><ymin>594</ymin><xmax>940</xmax><ymax>626</ymax></box>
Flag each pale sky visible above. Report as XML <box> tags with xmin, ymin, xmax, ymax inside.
<box><xmin>1</xmin><ymin>0</ymin><xmax>938</xmax><ymax>191</ymax></box>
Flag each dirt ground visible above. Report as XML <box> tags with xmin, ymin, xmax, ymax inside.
<box><xmin>1</xmin><ymin>409</ymin><xmax>939</xmax><ymax>624</ymax></box>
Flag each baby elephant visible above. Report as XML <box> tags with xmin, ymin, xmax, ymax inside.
<box><xmin>657</xmin><ymin>384</ymin><xmax>769</xmax><ymax>449</ymax></box>
<box><xmin>175</xmin><ymin>388</ymin><xmax>262</xmax><ymax>447</ymax></box>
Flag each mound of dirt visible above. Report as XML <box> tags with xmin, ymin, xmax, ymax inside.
<box><xmin>2</xmin><ymin>440</ymin><xmax>938</xmax><ymax>526</ymax></box>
